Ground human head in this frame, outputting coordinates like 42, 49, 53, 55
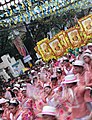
13, 87, 19, 95
38, 106, 58, 120
51, 76, 58, 86
82, 53, 92, 64
63, 74, 79, 88
87, 43, 92, 52
63, 58, 70, 67
21, 88, 27, 97
9, 99, 19, 115
56, 68, 62, 78
0, 98, 9, 108
44, 85, 52, 95
73, 60, 84, 74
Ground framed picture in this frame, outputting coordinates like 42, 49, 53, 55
78, 14, 92, 35
57, 31, 71, 50
37, 38, 56, 61
49, 37, 64, 58
66, 27, 82, 48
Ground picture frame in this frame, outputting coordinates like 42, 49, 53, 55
49, 37, 64, 58
66, 27, 82, 48
37, 38, 56, 61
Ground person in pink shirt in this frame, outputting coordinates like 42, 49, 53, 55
82, 53, 92, 72
9, 99, 34, 120
62, 74, 91, 120
73, 60, 92, 111
0, 98, 10, 120
56, 68, 64, 85
63, 58, 74, 75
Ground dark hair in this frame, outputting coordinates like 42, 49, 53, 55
56, 68, 62, 74
51, 77, 58, 81
9, 100, 19, 107
44, 86, 51, 89
68, 82, 77, 86
63, 59, 69, 62
74, 65, 84, 68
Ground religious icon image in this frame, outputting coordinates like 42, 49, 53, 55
67, 28, 82, 48
49, 38, 64, 57
82, 18, 92, 35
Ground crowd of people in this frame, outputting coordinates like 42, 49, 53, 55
0, 42, 92, 120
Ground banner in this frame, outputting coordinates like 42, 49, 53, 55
13, 36, 27, 57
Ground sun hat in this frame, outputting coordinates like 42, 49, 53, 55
62, 74, 79, 84
38, 106, 57, 117
82, 53, 92, 60
0, 98, 9, 104
73, 60, 84, 67
83, 49, 91, 54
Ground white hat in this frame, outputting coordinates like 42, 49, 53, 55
44, 83, 50, 88
87, 43, 92, 47
31, 70, 35, 73
83, 49, 91, 54
13, 87, 19, 91
14, 84, 20, 88
20, 87, 26, 91
62, 74, 79, 84
38, 106, 57, 117
9, 99, 18, 104
0, 98, 9, 104
82, 53, 92, 59
73, 60, 84, 67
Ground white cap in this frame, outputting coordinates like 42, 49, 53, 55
62, 74, 79, 84
73, 60, 84, 67
0, 98, 9, 104
38, 106, 57, 117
